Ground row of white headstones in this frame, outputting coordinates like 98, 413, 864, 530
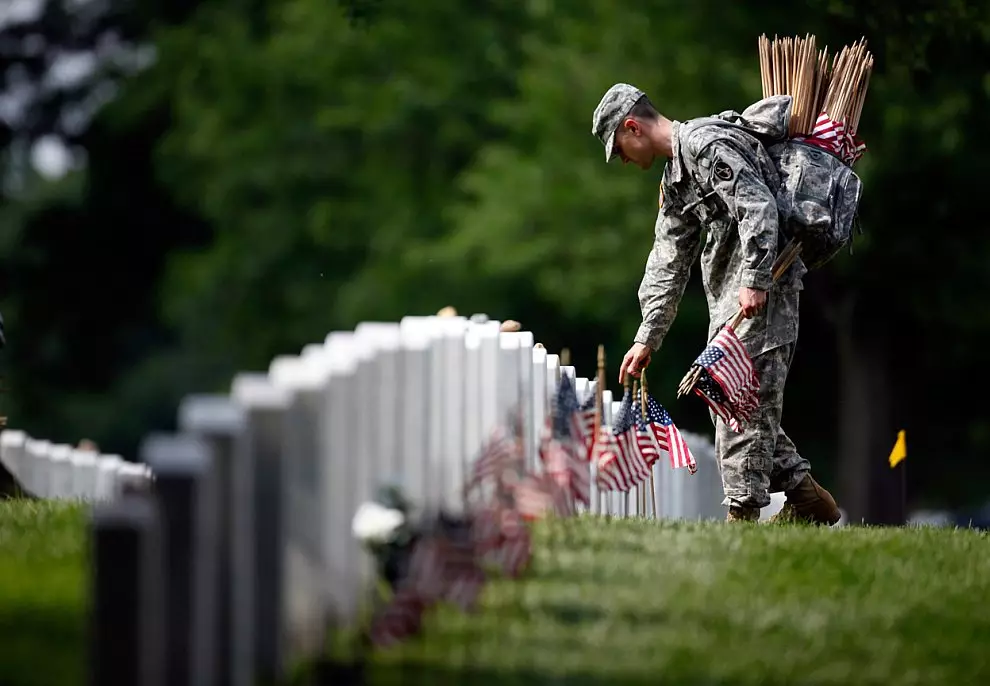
1, 314, 792, 685
1, 431, 153, 499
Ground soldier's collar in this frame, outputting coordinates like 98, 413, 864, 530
665, 120, 685, 184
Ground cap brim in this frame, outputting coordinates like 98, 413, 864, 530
604, 131, 617, 163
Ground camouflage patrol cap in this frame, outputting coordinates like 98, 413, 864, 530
592, 83, 646, 162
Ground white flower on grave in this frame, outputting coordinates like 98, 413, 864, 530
351, 500, 406, 546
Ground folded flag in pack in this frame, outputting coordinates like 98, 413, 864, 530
692, 325, 760, 432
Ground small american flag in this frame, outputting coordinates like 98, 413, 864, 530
495, 520, 531, 579
541, 440, 590, 505
576, 381, 602, 458
551, 373, 589, 447
595, 387, 651, 492
438, 543, 486, 612
469, 424, 524, 488
369, 588, 427, 648
471, 504, 531, 579
589, 424, 619, 479
692, 325, 759, 431
510, 472, 556, 520
642, 394, 696, 472
632, 402, 660, 469
539, 374, 592, 505
404, 532, 485, 612
797, 113, 866, 166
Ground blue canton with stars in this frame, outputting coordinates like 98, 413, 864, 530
694, 345, 725, 369
612, 388, 636, 435
694, 370, 728, 403
645, 395, 674, 427
552, 374, 580, 438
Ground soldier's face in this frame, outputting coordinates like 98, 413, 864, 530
614, 120, 655, 170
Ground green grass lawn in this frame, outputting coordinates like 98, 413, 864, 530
0, 499, 89, 686
2, 500, 990, 686
367, 515, 990, 685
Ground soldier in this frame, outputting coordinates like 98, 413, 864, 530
592, 83, 840, 525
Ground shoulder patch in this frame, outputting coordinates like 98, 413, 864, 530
713, 159, 733, 182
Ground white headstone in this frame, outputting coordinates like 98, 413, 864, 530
69, 448, 99, 500
48, 443, 74, 499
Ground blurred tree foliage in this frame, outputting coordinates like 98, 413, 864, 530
1, 0, 989, 511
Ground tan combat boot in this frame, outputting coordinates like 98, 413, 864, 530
766, 474, 841, 525
726, 505, 760, 523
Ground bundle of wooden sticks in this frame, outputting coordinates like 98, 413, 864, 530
758, 34, 873, 141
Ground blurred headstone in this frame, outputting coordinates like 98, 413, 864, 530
89, 495, 165, 686
231, 373, 291, 683
143, 433, 218, 686
178, 396, 253, 686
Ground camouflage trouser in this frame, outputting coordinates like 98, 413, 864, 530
710, 342, 811, 509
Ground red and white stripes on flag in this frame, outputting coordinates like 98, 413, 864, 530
471, 504, 531, 579
539, 437, 590, 506
469, 425, 523, 487
510, 470, 575, 520
692, 325, 760, 430
369, 588, 427, 647
405, 534, 486, 612
594, 391, 652, 492
642, 394, 697, 473
796, 113, 867, 165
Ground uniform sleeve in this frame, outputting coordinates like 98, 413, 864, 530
634, 205, 701, 351
696, 139, 778, 290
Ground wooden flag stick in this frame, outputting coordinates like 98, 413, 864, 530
640, 373, 660, 516
595, 345, 605, 436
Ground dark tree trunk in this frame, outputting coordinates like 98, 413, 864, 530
834, 293, 904, 525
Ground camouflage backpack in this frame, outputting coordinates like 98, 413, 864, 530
705, 97, 865, 270
765, 140, 864, 269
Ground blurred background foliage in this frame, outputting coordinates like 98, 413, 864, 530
2, 0, 989, 516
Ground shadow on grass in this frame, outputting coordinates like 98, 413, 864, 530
304, 661, 688, 686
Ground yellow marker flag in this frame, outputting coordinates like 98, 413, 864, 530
888, 430, 907, 468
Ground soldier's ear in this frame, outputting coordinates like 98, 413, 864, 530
621, 117, 641, 136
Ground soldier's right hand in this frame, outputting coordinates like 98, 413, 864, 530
619, 342, 652, 384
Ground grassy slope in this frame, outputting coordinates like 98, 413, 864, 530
369, 516, 990, 685
2, 501, 990, 686
0, 500, 88, 686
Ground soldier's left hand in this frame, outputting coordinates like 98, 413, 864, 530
738, 287, 767, 318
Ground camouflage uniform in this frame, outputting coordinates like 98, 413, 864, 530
594, 85, 810, 510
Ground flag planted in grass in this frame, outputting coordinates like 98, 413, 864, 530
472, 502, 532, 579
552, 373, 590, 449
538, 374, 591, 505
642, 393, 697, 473
576, 380, 602, 458
513, 471, 574, 520
369, 588, 427, 647
596, 385, 651, 492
